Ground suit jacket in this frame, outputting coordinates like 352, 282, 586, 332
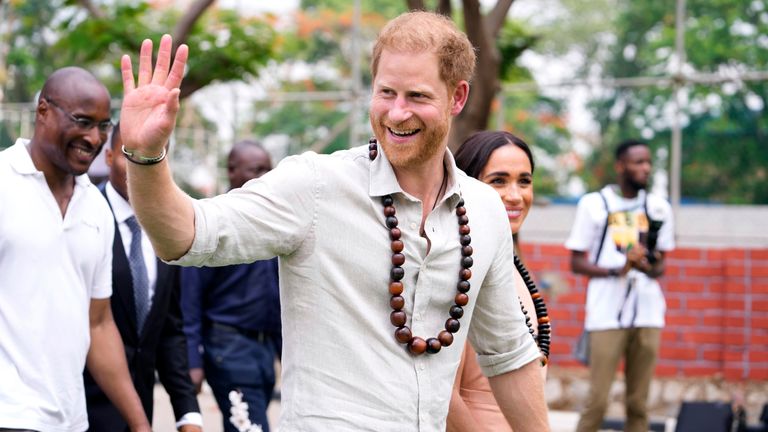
83, 185, 199, 431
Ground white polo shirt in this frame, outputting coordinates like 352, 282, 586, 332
0, 139, 114, 431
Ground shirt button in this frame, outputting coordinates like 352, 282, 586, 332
410, 222, 418, 230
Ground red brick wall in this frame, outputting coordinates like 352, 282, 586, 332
520, 244, 768, 381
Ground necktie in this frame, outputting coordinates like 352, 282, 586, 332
125, 216, 150, 332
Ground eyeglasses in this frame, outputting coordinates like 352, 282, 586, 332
45, 98, 113, 134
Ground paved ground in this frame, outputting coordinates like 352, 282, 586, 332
152, 383, 676, 432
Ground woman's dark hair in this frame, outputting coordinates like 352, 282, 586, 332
454, 130, 535, 179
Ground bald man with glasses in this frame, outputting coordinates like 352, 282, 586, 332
0, 67, 150, 432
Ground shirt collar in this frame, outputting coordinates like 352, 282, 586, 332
105, 181, 134, 223
9, 138, 93, 189
368, 143, 463, 207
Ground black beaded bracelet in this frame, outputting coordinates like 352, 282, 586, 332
121, 145, 167, 166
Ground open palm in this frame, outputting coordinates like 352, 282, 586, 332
120, 35, 188, 156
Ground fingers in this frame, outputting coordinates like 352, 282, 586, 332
165, 44, 189, 90
137, 39, 154, 87
121, 55, 135, 93
151, 34, 173, 86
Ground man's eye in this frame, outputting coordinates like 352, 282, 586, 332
74, 117, 94, 129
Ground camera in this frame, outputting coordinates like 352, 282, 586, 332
641, 218, 663, 264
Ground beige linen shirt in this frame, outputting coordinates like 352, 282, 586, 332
173, 145, 540, 431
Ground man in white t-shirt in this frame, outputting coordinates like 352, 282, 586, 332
565, 139, 675, 432
0, 67, 150, 432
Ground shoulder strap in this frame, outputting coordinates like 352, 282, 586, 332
593, 191, 610, 265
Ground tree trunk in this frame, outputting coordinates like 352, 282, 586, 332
446, 0, 513, 152
172, 0, 215, 50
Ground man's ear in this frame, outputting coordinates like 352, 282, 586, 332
450, 80, 470, 116
105, 147, 114, 168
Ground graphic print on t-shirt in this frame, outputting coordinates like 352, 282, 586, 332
607, 210, 649, 254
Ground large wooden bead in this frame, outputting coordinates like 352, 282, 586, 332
390, 310, 407, 327
383, 206, 396, 217
456, 206, 466, 216
409, 337, 427, 355
438, 330, 454, 347
391, 253, 405, 266
461, 245, 473, 256
386, 216, 398, 229
389, 281, 404, 295
457, 280, 470, 293
461, 256, 473, 268
391, 239, 404, 252
369, 150, 378, 160
445, 318, 461, 333
382, 195, 393, 206
449, 305, 464, 319
391, 267, 405, 281
455, 293, 469, 306
389, 229, 402, 241
459, 225, 470, 235
456, 198, 465, 208
459, 268, 472, 281
395, 326, 412, 343
390, 295, 405, 310
426, 338, 442, 354
460, 235, 471, 246
457, 215, 469, 225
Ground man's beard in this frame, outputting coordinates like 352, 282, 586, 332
370, 113, 450, 170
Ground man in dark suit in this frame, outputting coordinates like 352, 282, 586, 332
83, 124, 202, 432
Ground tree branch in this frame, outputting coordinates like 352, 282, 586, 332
487, 0, 515, 37
77, 0, 105, 19
406, 0, 426, 11
172, 0, 215, 48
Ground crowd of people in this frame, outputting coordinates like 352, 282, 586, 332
0, 10, 673, 432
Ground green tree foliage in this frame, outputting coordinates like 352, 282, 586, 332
1, 0, 275, 102
574, 0, 767, 204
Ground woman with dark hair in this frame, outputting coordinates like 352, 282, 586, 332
447, 131, 551, 431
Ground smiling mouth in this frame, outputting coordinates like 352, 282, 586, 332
388, 127, 420, 137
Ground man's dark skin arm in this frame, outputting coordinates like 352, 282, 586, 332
570, 246, 666, 279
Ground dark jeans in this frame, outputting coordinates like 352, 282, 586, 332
203, 323, 278, 432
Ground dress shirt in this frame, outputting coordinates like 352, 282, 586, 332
106, 182, 157, 304
170, 144, 540, 431
181, 259, 281, 369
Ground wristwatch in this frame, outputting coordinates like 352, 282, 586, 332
607, 268, 620, 277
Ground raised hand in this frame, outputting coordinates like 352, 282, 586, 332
120, 34, 188, 157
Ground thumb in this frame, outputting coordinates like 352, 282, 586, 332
165, 88, 181, 118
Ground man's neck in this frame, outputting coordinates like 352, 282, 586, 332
616, 182, 642, 199
393, 155, 447, 226
29, 139, 75, 216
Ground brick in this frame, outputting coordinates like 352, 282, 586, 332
723, 315, 746, 328
701, 315, 724, 327
749, 351, 768, 362
683, 366, 720, 376
549, 309, 573, 321
671, 249, 702, 260
554, 324, 583, 338
724, 281, 748, 294
754, 283, 768, 295
708, 283, 725, 294
749, 249, 768, 260
752, 266, 768, 278
661, 331, 678, 343
724, 367, 748, 380
725, 264, 746, 277
661, 347, 698, 360
706, 249, 725, 261
664, 296, 682, 309
752, 334, 768, 345
725, 249, 747, 260
753, 300, 768, 312
654, 364, 678, 377
749, 368, 768, 380
686, 266, 724, 277
723, 351, 746, 362
682, 332, 722, 344
686, 298, 722, 310
703, 349, 723, 361
667, 281, 703, 293
556, 293, 586, 305
539, 245, 571, 257
667, 315, 700, 326
725, 299, 746, 311
721, 332, 747, 345
752, 316, 768, 329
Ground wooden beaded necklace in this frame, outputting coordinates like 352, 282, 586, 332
515, 256, 551, 364
369, 138, 473, 356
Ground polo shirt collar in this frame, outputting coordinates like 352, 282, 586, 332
9, 138, 94, 189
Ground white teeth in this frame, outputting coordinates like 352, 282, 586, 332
389, 128, 418, 137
